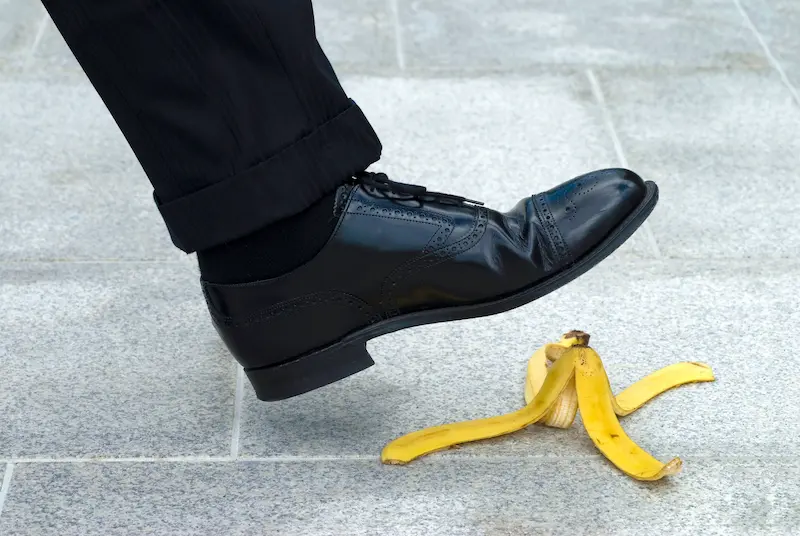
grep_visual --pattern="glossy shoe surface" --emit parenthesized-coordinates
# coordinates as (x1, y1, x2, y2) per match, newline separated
(202, 169, 658, 400)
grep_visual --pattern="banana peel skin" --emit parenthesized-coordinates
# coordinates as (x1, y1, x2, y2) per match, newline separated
(574, 344, 684, 481)
(381, 351, 577, 464)
(381, 331, 715, 481)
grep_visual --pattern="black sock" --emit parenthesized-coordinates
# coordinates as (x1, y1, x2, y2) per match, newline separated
(197, 188, 344, 284)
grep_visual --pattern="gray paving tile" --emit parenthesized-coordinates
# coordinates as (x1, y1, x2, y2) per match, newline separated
(0, 263, 232, 458)
(14, 0, 397, 81)
(740, 0, 800, 90)
(240, 259, 800, 459)
(0, 80, 187, 260)
(0, 458, 797, 535)
(347, 75, 654, 257)
(398, 0, 769, 73)
(595, 69, 800, 258)
(0, 163, 180, 261)
(314, 0, 398, 73)
(0, 0, 41, 59)
(16, 17, 86, 84)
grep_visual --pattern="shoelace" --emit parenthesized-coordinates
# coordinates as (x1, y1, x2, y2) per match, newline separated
(355, 171, 484, 206)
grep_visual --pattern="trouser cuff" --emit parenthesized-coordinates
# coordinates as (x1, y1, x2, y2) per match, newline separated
(155, 101, 381, 253)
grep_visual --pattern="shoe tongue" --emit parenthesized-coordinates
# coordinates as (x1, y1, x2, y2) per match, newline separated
(333, 184, 354, 217)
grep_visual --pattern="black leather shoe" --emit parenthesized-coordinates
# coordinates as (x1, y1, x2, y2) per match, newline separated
(203, 169, 658, 401)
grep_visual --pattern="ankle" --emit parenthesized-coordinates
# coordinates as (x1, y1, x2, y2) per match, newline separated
(197, 188, 342, 284)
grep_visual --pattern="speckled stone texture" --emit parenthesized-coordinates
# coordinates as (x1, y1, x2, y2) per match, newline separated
(595, 69, 800, 259)
(2, 0, 799, 533)
(0, 263, 233, 458)
(396, 0, 766, 72)
(739, 0, 800, 89)
(1, 459, 798, 536)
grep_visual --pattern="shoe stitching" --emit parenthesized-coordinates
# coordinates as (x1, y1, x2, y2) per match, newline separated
(350, 200, 459, 292)
(206, 290, 378, 328)
(533, 193, 572, 264)
(531, 194, 557, 261)
(349, 200, 455, 229)
(347, 200, 460, 313)
(382, 207, 490, 317)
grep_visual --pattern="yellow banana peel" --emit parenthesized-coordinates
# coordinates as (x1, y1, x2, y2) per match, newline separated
(612, 361, 715, 416)
(381, 351, 576, 465)
(381, 331, 715, 481)
(523, 331, 586, 429)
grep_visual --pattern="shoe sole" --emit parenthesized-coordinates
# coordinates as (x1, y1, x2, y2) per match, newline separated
(246, 181, 660, 401)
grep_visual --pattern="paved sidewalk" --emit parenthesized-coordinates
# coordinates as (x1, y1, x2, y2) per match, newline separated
(2, 0, 799, 534)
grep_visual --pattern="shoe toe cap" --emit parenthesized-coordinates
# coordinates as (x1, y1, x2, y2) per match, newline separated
(539, 168, 647, 262)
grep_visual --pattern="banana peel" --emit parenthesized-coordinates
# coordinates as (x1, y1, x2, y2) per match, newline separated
(381, 331, 715, 481)
(574, 344, 683, 480)
(380, 351, 577, 463)
(523, 331, 587, 428)
(525, 334, 715, 427)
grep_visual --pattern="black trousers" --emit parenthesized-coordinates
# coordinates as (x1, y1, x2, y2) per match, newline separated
(41, 0, 383, 253)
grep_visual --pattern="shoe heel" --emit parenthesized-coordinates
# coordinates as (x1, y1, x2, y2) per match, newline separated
(244, 341, 375, 401)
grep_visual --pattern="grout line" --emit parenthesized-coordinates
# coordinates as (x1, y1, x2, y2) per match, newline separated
(8, 457, 233, 464)
(0, 260, 188, 265)
(3, 455, 377, 464)
(240, 455, 380, 463)
(230, 366, 245, 459)
(732, 0, 800, 107)
(586, 68, 663, 259)
(641, 221, 662, 260)
(0, 463, 14, 519)
(387, 0, 406, 71)
(23, 7, 51, 71)
(586, 70, 628, 168)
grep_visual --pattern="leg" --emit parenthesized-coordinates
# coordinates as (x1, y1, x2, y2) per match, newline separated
(41, 0, 382, 253)
(43, 0, 658, 401)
